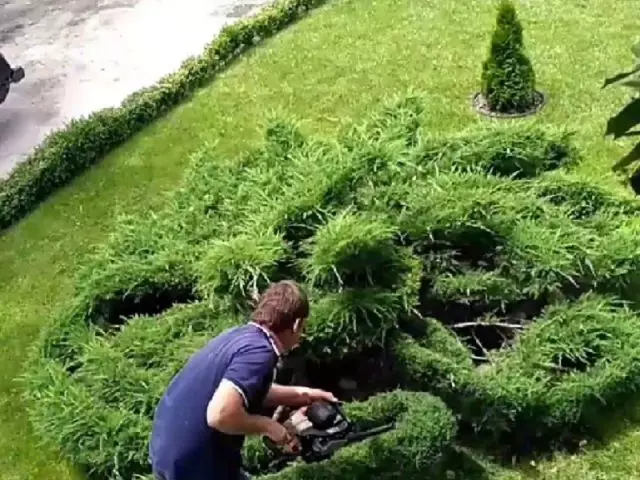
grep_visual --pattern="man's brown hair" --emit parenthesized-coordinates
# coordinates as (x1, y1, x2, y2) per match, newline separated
(251, 280, 309, 333)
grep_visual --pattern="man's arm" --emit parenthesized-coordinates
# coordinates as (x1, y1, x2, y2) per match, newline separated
(207, 379, 299, 451)
(206, 379, 274, 435)
(263, 384, 312, 408)
(207, 343, 288, 437)
(264, 384, 337, 408)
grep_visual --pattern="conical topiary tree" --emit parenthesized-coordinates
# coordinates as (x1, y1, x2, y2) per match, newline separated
(480, 0, 537, 113)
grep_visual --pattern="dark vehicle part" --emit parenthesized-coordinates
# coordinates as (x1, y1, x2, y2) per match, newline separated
(0, 53, 25, 105)
(263, 400, 396, 465)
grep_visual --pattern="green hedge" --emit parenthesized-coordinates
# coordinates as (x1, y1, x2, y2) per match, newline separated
(22, 95, 640, 478)
(0, 0, 327, 233)
(244, 391, 457, 479)
(25, 302, 241, 479)
(393, 293, 640, 447)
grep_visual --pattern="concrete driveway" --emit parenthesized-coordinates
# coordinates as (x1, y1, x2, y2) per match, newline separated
(0, 0, 268, 177)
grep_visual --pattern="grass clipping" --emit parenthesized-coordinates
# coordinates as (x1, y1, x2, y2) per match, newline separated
(22, 94, 640, 479)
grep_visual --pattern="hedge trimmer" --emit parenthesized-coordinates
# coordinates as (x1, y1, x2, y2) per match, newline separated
(263, 400, 396, 464)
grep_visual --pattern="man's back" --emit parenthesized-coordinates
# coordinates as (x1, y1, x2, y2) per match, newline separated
(149, 323, 279, 480)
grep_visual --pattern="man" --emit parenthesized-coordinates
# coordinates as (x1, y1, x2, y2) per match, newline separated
(149, 280, 337, 480)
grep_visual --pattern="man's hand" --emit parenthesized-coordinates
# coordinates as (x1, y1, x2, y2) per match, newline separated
(265, 420, 301, 454)
(303, 387, 338, 404)
(208, 379, 280, 437)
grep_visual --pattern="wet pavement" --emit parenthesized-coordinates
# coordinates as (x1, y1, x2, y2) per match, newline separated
(0, 0, 268, 177)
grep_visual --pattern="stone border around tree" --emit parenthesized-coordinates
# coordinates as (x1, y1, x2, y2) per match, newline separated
(472, 90, 547, 119)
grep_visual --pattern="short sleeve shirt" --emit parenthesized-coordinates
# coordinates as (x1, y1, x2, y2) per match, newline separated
(149, 323, 280, 480)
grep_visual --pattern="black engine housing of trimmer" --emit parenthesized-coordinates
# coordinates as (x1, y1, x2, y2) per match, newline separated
(264, 400, 396, 464)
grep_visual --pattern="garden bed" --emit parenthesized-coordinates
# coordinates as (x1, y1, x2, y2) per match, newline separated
(2, 0, 640, 478)
(472, 90, 547, 118)
(21, 96, 640, 479)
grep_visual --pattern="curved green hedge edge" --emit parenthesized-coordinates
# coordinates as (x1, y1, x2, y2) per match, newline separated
(393, 293, 640, 447)
(0, 0, 327, 233)
(38, 247, 198, 367)
(243, 391, 457, 480)
(25, 302, 243, 480)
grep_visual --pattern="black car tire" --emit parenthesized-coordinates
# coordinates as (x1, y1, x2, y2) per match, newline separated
(0, 84, 9, 104)
(11, 66, 24, 83)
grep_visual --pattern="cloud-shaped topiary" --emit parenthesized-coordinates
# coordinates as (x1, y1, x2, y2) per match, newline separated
(21, 94, 640, 479)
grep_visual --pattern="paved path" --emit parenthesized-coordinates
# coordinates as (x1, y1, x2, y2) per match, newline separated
(0, 0, 268, 177)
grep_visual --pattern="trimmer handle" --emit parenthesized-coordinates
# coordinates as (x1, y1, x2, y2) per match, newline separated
(328, 400, 346, 418)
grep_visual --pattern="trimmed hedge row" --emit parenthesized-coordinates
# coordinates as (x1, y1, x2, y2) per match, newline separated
(0, 0, 327, 232)
(23, 96, 640, 478)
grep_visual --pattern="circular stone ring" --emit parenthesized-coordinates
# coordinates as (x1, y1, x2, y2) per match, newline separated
(472, 90, 547, 119)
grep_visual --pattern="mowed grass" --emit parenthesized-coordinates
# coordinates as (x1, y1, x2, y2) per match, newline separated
(1, 0, 639, 478)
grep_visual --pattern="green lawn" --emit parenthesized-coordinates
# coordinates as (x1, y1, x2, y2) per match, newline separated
(1, 0, 639, 478)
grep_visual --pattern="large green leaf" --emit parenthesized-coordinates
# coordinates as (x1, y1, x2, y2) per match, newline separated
(606, 41, 640, 179)
(605, 97, 640, 139)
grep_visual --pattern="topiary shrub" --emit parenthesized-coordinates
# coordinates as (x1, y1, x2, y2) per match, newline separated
(479, 0, 538, 114)
(393, 293, 640, 450)
(22, 94, 640, 478)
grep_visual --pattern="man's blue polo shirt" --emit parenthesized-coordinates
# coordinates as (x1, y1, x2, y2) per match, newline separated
(149, 323, 280, 480)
